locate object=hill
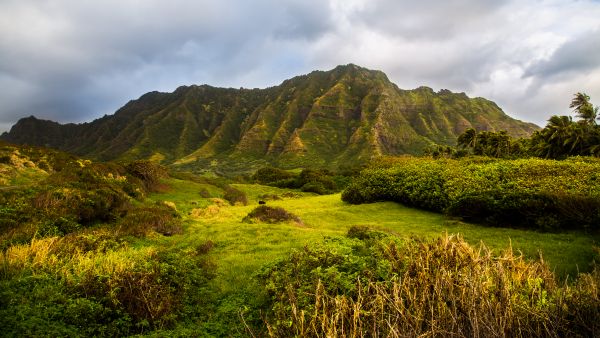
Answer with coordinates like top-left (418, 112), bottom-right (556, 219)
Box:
top-left (1, 64), bottom-right (538, 168)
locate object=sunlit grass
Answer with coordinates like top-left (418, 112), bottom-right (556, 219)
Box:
top-left (136, 178), bottom-right (600, 333)
top-left (2, 174), bottom-right (596, 335)
top-left (152, 180), bottom-right (598, 283)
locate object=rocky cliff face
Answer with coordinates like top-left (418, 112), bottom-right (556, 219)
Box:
top-left (1, 64), bottom-right (538, 167)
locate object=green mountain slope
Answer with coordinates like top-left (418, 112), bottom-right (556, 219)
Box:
top-left (1, 64), bottom-right (538, 168)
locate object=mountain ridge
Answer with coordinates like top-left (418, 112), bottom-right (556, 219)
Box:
top-left (1, 64), bottom-right (539, 168)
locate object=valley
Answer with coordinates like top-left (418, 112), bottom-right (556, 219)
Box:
top-left (1, 67), bottom-right (599, 336)
top-left (1, 142), bottom-right (597, 336)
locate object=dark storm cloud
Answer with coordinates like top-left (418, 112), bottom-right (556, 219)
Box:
top-left (0, 0), bottom-right (334, 130)
top-left (1, 0), bottom-right (600, 131)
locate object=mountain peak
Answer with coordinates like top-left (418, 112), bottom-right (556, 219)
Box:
top-left (1, 65), bottom-right (538, 167)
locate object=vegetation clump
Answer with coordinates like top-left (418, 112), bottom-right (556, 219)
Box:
top-left (223, 185), bottom-right (248, 205)
top-left (252, 167), bottom-right (353, 195)
top-left (125, 160), bottom-right (168, 192)
top-left (259, 234), bottom-right (600, 337)
top-left (342, 157), bottom-right (600, 230)
top-left (242, 205), bottom-right (301, 224)
top-left (0, 241), bottom-right (216, 336)
top-left (257, 193), bottom-right (282, 201)
top-left (252, 167), bottom-right (295, 185)
top-left (117, 203), bottom-right (182, 237)
top-left (0, 144), bottom-right (184, 249)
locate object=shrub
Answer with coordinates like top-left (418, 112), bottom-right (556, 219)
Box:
top-left (342, 157), bottom-right (600, 230)
top-left (346, 225), bottom-right (387, 241)
top-left (257, 194), bottom-right (281, 201)
top-left (242, 206), bottom-right (301, 224)
top-left (253, 167), bottom-right (349, 194)
top-left (300, 182), bottom-right (328, 194)
top-left (33, 186), bottom-right (129, 226)
top-left (199, 188), bottom-right (211, 198)
top-left (297, 169), bottom-right (336, 194)
top-left (38, 217), bottom-right (81, 237)
top-left (117, 204), bottom-right (182, 237)
top-left (125, 160), bottom-right (168, 192)
top-left (223, 186), bottom-right (248, 206)
top-left (259, 234), bottom-right (600, 337)
top-left (1, 243), bottom-right (217, 335)
top-left (252, 167), bottom-right (295, 185)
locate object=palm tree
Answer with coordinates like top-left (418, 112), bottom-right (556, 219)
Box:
top-left (493, 131), bottom-right (511, 157)
top-left (570, 92), bottom-right (597, 125)
top-left (537, 115), bottom-right (573, 158)
top-left (457, 128), bottom-right (477, 149)
top-left (564, 123), bottom-right (586, 154)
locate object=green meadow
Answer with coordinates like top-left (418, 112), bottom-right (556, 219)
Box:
top-left (1, 145), bottom-right (599, 336)
top-left (155, 179), bottom-right (596, 280)
top-left (134, 178), bottom-right (598, 334)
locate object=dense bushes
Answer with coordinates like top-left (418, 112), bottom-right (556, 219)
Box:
top-left (117, 203), bottom-right (182, 237)
top-left (342, 157), bottom-right (600, 230)
top-left (259, 232), bottom-right (600, 337)
top-left (252, 167), bottom-right (351, 195)
top-left (0, 145), bottom-right (223, 336)
top-left (0, 149), bottom-right (182, 249)
top-left (0, 239), bottom-right (216, 336)
top-left (252, 167), bottom-right (295, 185)
top-left (125, 160), bottom-right (168, 192)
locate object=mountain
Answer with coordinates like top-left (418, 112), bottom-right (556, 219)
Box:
top-left (1, 64), bottom-right (538, 168)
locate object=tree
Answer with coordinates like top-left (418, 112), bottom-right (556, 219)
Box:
top-left (530, 93), bottom-right (600, 158)
top-left (570, 92), bottom-right (597, 125)
top-left (456, 129), bottom-right (517, 158)
top-left (531, 115), bottom-right (573, 158)
top-left (457, 128), bottom-right (477, 149)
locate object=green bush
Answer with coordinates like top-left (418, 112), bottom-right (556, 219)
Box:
top-left (300, 182), bottom-right (328, 194)
top-left (117, 204), bottom-right (183, 237)
top-left (252, 167), bottom-right (352, 195)
top-left (38, 217), bottom-right (81, 237)
top-left (223, 186), bottom-right (248, 206)
top-left (346, 225), bottom-right (387, 241)
top-left (0, 275), bottom-right (132, 337)
top-left (342, 157), bottom-right (600, 230)
top-left (125, 160), bottom-right (168, 192)
top-left (252, 167), bottom-right (295, 185)
top-left (0, 247), bottom-right (217, 336)
top-left (242, 205), bottom-right (301, 224)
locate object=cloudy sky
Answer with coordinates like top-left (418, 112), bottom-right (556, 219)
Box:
top-left (1, 0), bottom-right (600, 132)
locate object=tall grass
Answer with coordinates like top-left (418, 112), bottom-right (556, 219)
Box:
top-left (262, 233), bottom-right (600, 337)
top-left (0, 228), bottom-right (216, 335)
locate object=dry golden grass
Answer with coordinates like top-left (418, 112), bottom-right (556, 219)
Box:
top-left (267, 235), bottom-right (599, 337)
top-left (190, 204), bottom-right (221, 218)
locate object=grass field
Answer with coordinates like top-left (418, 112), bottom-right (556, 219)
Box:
top-left (2, 144), bottom-right (598, 336)
top-left (140, 178), bottom-right (599, 333)
top-left (1, 170), bottom-right (598, 336)
top-left (154, 179), bottom-right (597, 277)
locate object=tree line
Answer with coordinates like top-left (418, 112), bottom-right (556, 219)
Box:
top-left (456, 92), bottom-right (600, 159)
